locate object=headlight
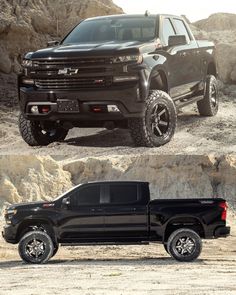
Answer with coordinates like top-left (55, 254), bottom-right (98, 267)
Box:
top-left (22, 59), bottom-right (33, 67)
top-left (4, 208), bottom-right (17, 216)
top-left (111, 55), bottom-right (143, 64)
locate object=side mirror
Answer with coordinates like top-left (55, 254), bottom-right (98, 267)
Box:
top-left (62, 197), bottom-right (70, 208)
top-left (168, 35), bottom-right (187, 47)
top-left (47, 40), bottom-right (60, 47)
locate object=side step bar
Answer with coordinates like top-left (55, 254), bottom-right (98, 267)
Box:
top-left (175, 95), bottom-right (203, 110)
top-left (61, 241), bottom-right (150, 247)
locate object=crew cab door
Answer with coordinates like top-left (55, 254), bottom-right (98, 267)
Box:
top-left (59, 184), bottom-right (106, 241)
top-left (160, 17), bottom-right (202, 97)
top-left (103, 182), bottom-right (149, 240)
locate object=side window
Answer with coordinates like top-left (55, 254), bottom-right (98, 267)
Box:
top-left (173, 19), bottom-right (191, 43)
top-left (162, 18), bottom-right (176, 45)
top-left (71, 185), bottom-right (101, 206)
top-left (109, 184), bottom-right (138, 204)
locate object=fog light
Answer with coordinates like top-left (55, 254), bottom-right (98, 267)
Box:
top-left (113, 76), bottom-right (139, 83)
top-left (31, 106), bottom-right (39, 114)
top-left (108, 105), bottom-right (120, 112)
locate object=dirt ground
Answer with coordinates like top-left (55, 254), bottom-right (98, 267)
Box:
top-left (0, 214), bottom-right (236, 295)
top-left (0, 94), bottom-right (236, 156)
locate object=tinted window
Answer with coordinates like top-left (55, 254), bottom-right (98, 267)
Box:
top-left (163, 18), bottom-right (176, 45)
top-left (109, 184), bottom-right (138, 204)
top-left (173, 19), bottom-right (191, 43)
top-left (71, 185), bottom-right (101, 206)
top-left (63, 17), bottom-right (157, 44)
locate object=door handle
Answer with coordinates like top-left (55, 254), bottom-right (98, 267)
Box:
top-left (91, 208), bottom-right (103, 212)
top-left (181, 52), bottom-right (187, 57)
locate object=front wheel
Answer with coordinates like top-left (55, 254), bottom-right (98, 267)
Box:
top-left (18, 231), bottom-right (54, 264)
top-left (167, 229), bottom-right (202, 262)
top-left (128, 90), bottom-right (177, 147)
top-left (19, 113), bottom-right (68, 146)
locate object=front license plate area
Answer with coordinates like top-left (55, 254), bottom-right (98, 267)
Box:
top-left (57, 99), bottom-right (79, 112)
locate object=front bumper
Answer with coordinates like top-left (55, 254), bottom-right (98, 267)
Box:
top-left (2, 225), bottom-right (17, 244)
top-left (19, 83), bottom-right (146, 121)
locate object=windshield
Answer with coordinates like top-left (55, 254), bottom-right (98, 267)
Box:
top-left (62, 16), bottom-right (157, 44)
top-left (54, 185), bottom-right (82, 201)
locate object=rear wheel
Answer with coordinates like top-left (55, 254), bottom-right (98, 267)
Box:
top-left (128, 90), bottom-right (177, 147)
top-left (18, 231), bottom-right (54, 264)
top-left (197, 75), bottom-right (219, 116)
top-left (167, 228), bottom-right (202, 262)
top-left (19, 113), bottom-right (68, 146)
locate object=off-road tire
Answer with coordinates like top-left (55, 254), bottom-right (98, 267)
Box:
top-left (19, 113), bottom-right (68, 146)
top-left (18, 231), bottom-right (54, 264)
top-left (128, 90), bottom-right (177, 147)
top-left (167, 228), bottom-right (202, 262)
top-left (197, 75), bottom-right (219, 116)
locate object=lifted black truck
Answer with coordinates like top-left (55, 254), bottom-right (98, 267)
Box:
top-left (18, 13), bottom-right (219, 147)
top-left (3, 181), bottom-right (230, 264)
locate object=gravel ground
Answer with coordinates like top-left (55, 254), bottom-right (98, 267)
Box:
top-left (0, 216), bottom-right (236, 295)
top-left (0, 95), bottom-right (236, 156)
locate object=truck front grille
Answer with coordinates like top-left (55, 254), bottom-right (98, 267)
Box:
top-left (32, 57), bottom-right (111, 67)
top-left (35, 77), bottom-right (113, 90)
top-left (30, 58), bottom-right (114, 89)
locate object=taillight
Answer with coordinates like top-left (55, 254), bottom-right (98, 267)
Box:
top-left (219, 201), bottom-right (227, 221)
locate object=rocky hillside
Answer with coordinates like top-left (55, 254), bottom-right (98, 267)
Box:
top-left (192, 13), bottom-right (236, 84)
top-left (1, 155), bottom-right (236, 211)
top-left (0, 0), bottom-right (123, 74)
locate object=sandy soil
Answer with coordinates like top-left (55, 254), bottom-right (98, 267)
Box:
top-left (0, 215), bottom-right (236, 295)
top-left (0, 94), bottom-right (236, 156)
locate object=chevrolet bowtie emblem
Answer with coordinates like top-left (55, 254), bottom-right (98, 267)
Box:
top-left (58, 68), bottom-right (79, 75)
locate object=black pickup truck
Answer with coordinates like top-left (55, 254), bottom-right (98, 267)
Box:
top-left (3, 181), bottom-right (230, 264)
top-left (18, 13), bottom-right (218, 147)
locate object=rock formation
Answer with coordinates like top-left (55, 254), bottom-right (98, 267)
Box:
top-left (193, 13), bottom-right (236, 84)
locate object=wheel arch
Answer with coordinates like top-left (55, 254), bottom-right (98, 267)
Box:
top-left (148, 67), bottom-right (169, 94)
top-left (163, 216), bottom-right (205, 243)
top-left (16, 218), bottom-right (57, 243)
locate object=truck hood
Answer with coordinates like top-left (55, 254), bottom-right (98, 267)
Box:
top-left (29, 41), bottom-right (156, 59)
top-left (8, 201), bottom-right (54, 210)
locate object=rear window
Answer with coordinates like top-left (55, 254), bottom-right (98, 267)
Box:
top-left (109, 184), bottom-right (138, 204)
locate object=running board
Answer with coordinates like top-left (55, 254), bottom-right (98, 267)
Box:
top-left (61, 241), bottom-right (150, 247)
top-left (176, 95), bottom-right (203, 110)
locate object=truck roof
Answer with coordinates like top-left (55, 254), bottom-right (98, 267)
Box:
top-left (84, 180), bottom-right (149, 185)
top-left (85, 14), bottom-right (183, 21)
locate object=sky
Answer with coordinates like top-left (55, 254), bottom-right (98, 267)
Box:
top-left (113, 0), bottom-right (236, 22)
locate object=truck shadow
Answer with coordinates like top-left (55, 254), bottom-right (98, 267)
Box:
top-left (0, 257), bottom-right (205, 269)
top-left (64, 113), bottom-right (209, 148)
